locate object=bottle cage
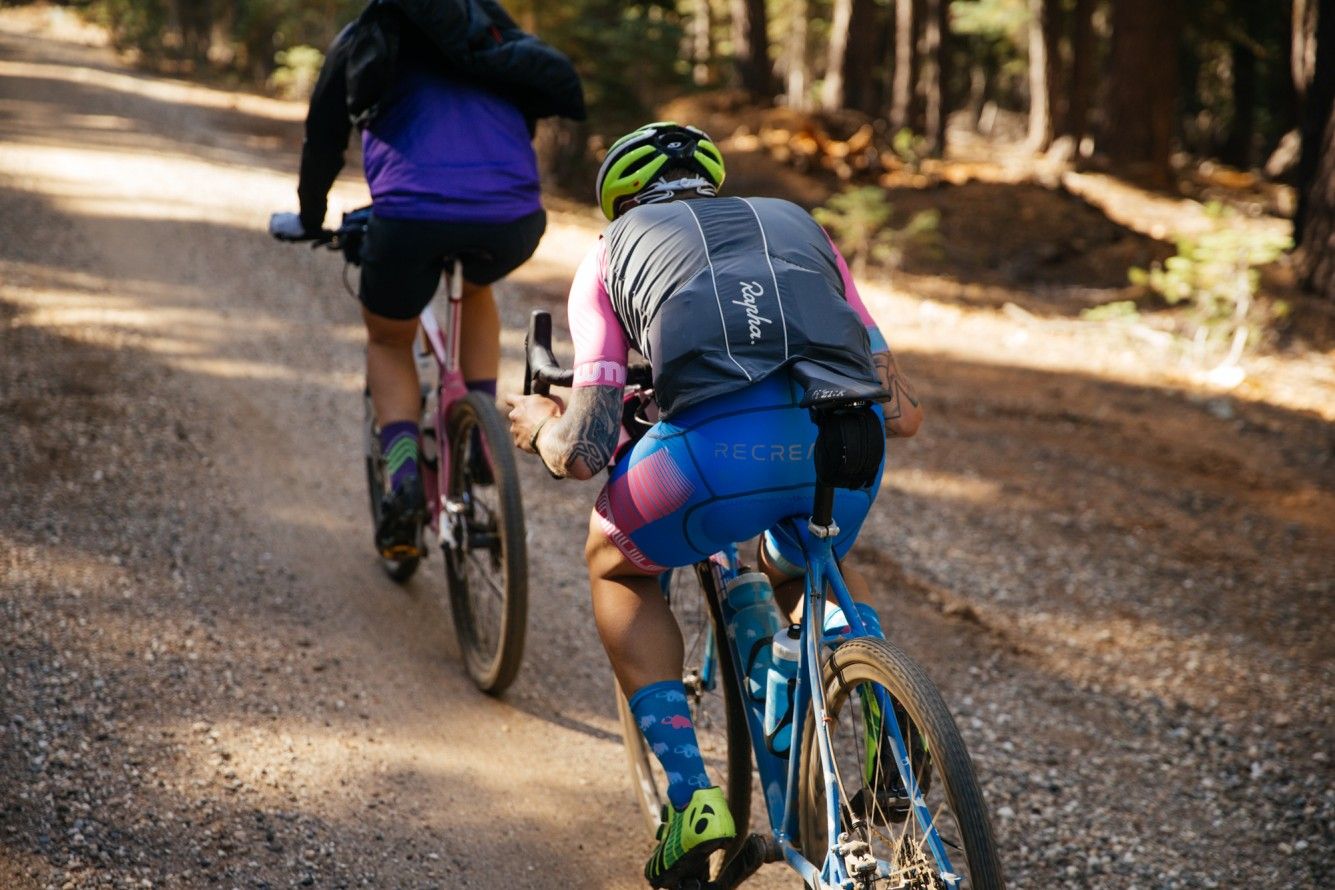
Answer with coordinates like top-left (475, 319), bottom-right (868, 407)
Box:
top-left (811, 403), bottom-right (884, 490)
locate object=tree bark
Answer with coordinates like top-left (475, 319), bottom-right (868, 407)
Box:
top-left (731, 0), bottom-right (774, 98)
top-left (787, 0), bottom-right (811, 109)
top-left (822, 0), bottom-right (855, 111)
top-left (692, 0), bottom-right (713, 86)
top-left (842, 0), bottom-right (884, 115)
top-left (1223, 39), bottom-right (1258, 167)
top-left (917, 0), bottom-right (948, 155)
top-left (1103, 0), bottom-right (1181, 188)
top-left (1295, 0), bottom-right (1335, 257)
top-left (1026, 0), bottom-right (1052, 151)
top-left (1298, 107), bottom-right (1335, 299)
top-left (890, 0), bottom-right (918, 132)
top-left (1063, 0), bottom-right (1095, 144)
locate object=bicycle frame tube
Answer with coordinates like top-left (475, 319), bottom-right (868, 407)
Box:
top-left (706, 508), bottom-right (957, 889)
top-left (417, 262), bottom-right (469, 534)
top-left (793, 520), bottom-right (958, 889)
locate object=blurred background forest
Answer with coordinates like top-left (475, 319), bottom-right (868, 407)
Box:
top-left (15, 0), bottom-right (1335, 363)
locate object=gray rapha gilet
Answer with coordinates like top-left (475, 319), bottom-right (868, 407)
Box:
top-left (601, 196), bottom-right (885, 417)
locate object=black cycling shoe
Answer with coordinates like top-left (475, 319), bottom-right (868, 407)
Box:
top-left (375, 473), bottom-right (427, 560)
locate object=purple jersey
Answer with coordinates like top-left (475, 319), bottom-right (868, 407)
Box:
top-left (361, 70), bottom-right (542, 225)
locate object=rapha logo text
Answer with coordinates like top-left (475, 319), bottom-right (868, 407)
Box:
top-left (731, 281), bottom-right (772, 343)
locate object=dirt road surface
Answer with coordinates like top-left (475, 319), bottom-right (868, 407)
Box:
top-left (2, 13), bottom-right (1332, 890)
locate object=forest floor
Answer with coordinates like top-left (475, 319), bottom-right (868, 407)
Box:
top-left (1, 7), bottom-right (1332, 890)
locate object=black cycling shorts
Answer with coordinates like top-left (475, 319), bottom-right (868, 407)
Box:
top-left (358, 208), bottom-right (546, 320)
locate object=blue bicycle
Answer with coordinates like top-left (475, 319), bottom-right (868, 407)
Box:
top-left (525, 311), bottom-right (1004, 890)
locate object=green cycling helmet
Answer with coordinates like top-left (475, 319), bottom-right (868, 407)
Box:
top-left (595, 121), bottom-right (726, 221)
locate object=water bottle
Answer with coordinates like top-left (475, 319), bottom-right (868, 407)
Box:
top-left (721, 573), bottom-right (783, 704)
top-left (762, 624), bottom-right (802, 757)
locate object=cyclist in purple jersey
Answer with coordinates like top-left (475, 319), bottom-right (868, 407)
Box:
top-left (504, 122), bottom-right (923, 887)
top-left (271, 15), bottom-right (549, 558)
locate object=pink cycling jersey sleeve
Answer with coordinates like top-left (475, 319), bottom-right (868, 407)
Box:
top-left (569, 238), bottom-right (630, 387)
top-left (825, 232), bottom-right (889, 353)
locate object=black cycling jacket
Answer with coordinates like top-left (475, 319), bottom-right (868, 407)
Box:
top-left (601, 197), bottom-right (887, 417)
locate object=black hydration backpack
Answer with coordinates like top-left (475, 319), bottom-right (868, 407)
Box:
top-left (345, 0), bottom-right (586, 125)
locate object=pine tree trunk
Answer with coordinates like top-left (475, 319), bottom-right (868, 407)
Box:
top-left (890, 0), bottom-right (918, 131)
top-left (787, 0), bottom-right (811, 109)
top-left (917, 0), bottom-right (948, 155)
top-left (1026, 0), bottom-right (1052, 151)
top-left (1104, 0), bottom-right (1181, 188)
top-left (1223, 40), bottom-right (1258, 167)
top-left (842, 0), bottom-right (883, 115)
top-left (692, 0), bottom-right (713, 86)
top-left (731, 0), bottom-right (774, 98)
top-left (1295, 0), bottom-right (1335, 265)
top-left (1299, 107), bottom-right (1335, 299)
top-left (822, 0), bottom-right (855, 111)
top-left (1063, 0), bottom-right (1094, 144)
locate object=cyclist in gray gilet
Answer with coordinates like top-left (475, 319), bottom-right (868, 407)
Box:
top-left (505, 122), bottom-right (922, 887)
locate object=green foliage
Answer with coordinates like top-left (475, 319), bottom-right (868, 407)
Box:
top-left (951, 0), bottom-right (1029, 42)
top-left (1079, 300), bottom-right (1140, 322)
top-left (1127, 203), bottom-right (1291, 366)
top-left (91, 0), bottom-right (168, 56)
top-left (270, 45), bottom-right (325, 98)
top-left (814, 187), bottom-right (941, 278)
top-left (503, 1), bottom-right (688, 130)
top-left (890, 129), bottom-right (930, 172)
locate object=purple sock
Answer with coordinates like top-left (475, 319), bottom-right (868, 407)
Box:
top-left (379, 420), bottom-right (419, 490)
top-left (466, 379), bottom-right (497, 400)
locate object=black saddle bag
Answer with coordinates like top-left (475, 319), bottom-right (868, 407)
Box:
top-left (811, 404), bottom-right (884, 491)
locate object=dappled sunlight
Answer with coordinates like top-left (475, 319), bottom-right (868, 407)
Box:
top-left (0, 142), bottom-right (296, 226)
top-left (2, 263), bottom-right (362, 392)
top-left (861, 285), bottom-right (1335, 421)
top-left (887, 468), bottom-right (1006, 505)
top-left (0, 533), bottom-right (129, 592)
top-left (165, 355), bottom-right (361, 389)
top-left (159, 711), bottom-right (621, 819)
top-left (0, 59), bottom-right (304, 123)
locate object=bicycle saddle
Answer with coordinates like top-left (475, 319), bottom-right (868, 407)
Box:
top-left (788, 358), bottom-right (889, 409)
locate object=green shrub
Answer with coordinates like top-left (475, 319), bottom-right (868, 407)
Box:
top-left (814, 187), bottom-right (941, 277)
top-left (1126, 202), bottom-right (1291, 368)
top-left (270, 44), bottom-right (324, 98)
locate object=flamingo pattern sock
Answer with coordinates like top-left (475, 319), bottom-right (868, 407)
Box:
top-left (628, 679), bottom-right (711, 809)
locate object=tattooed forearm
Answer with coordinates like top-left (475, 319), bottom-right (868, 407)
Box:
top-left (538, 385), bottom-right (623, 480)
top-left (873, 349), bottom-right (923, 438)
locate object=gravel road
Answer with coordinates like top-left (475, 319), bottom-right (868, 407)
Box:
top-left (2, 13), bottom-right (1332, 890)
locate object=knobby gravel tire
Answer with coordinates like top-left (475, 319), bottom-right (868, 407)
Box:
top-left (798, 637), bottom-right (1004, 889)
top-left (443, 392), bottom-right (527, 695)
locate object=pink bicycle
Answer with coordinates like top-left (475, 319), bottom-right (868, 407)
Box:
top-left (286, 208), bottom-right (528, 695)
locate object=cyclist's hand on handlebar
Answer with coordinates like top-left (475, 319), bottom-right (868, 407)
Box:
top-left (268, 211), bottom-right (311, 242)
top-left (503, 392), bottom-right (565, 454)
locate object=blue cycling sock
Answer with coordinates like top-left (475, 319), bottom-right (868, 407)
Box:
top-left (379, 421), bottom-right (419, 491)
top-left (628, 679), bottom-right (711, 810)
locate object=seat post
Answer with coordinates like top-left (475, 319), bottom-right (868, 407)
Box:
top-left (810, 482), bottom-right (837, 536)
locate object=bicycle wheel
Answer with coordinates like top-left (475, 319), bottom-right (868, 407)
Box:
top-left (363, 388), bottom-right (421, 583)
top-left (614, 563), bottom-right (752, 879)
top-left (442, 391), bottom-right (527, 695)
top-left (798, 638), bottom-right (1004, 889)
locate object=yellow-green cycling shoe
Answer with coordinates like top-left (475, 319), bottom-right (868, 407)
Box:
top-left (644, 786), bottom-right (736, 888)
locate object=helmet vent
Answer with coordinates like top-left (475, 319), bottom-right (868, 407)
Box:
top-left (620, 151), bottom-right (659, 176)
